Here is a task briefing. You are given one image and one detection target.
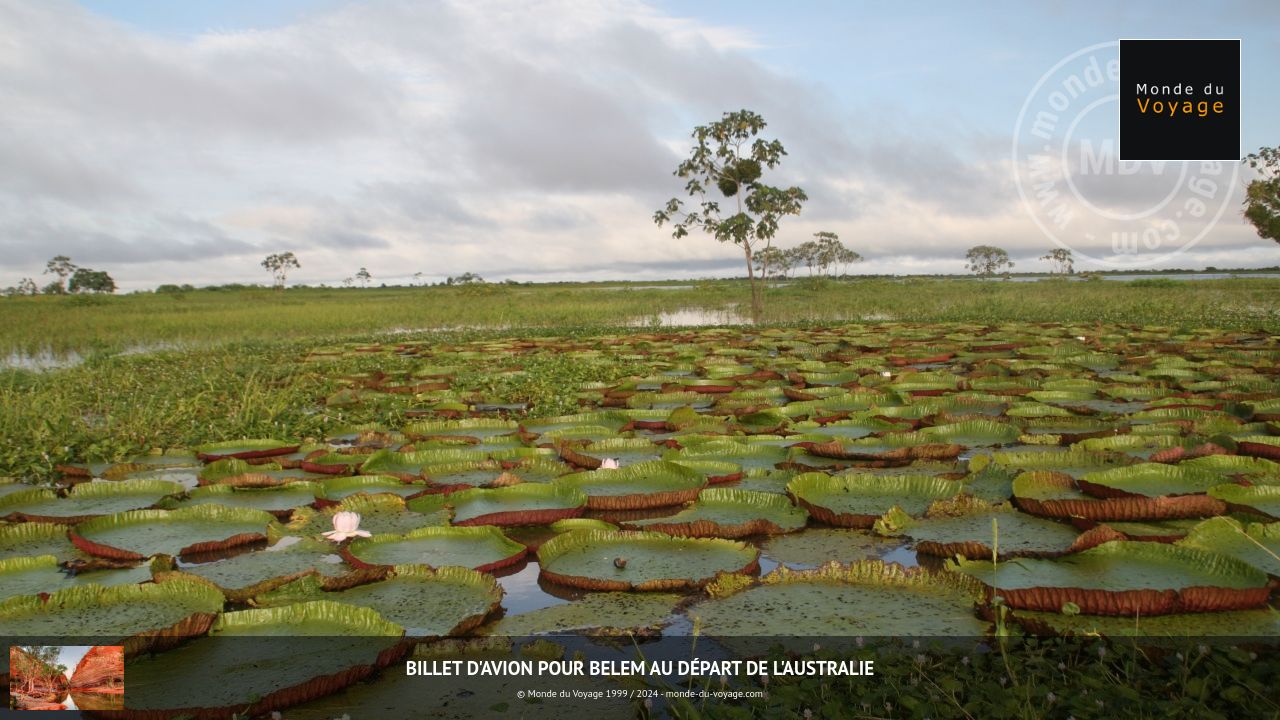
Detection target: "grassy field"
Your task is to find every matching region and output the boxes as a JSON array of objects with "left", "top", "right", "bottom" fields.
[
  {"left": 1, "top": 277, "right": 1278, "bottom": 358},
  {"left": 1, "top": 276, "right": 1278, "bottom": 479}
]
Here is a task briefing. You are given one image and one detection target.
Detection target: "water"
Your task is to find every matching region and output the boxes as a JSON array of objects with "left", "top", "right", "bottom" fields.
[
  {"left": 628, "top": 308, "right": 751, "bottom": 327},
  {"left": 1001, "top": 272, "right": 1280, "bottom": 282},
  {"left": 2, "top": 342, "right": 186, "bottom": 372}
]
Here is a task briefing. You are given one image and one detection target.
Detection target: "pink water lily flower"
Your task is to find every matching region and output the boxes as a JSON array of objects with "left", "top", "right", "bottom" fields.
[
  {"left": 600, "top": 458, "right": 620, "bottom": 469},
  {"left": 322, "top": 511, "right": 372, "bottom": 542}
]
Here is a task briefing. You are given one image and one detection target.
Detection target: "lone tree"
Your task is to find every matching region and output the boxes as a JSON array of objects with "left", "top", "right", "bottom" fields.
[
  {"left": 68, "top": 268, "right": 116, "bottom": 294},
  {"left": 43, "top": 255, "right": 77, "bottom": 294},
  {"left": 965, "top": 245, "right": 1014, "bottom": 277},
  {"left": 654, "top": 109, "right": 807, "bottom": 322},
  {"left": 261, "top": 252, "right": 300, "bottom": 290},
  {"left": 1040, "top": 247, "right": 1074, "bottom": 274},
  {"left": 1243, "top": 147, "right": 1280, "bottom": 243},
  {"left": 355, "top": 267, "right": 372, "bottom": 287}
]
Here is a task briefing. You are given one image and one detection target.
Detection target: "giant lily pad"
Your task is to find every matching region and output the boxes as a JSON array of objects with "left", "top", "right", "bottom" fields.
[
  {"left": 343, "top": 526, "right": 526, "bottom": 573},
  {"left": 1013, "top": 470, "right": 1226, "bottom": 521},
  {"left": 553, "top": 460, "right": 707, "bottom": 510},
  {"left": 620, "top": 488, "right": 808, "bottom": 538},
  {"left": 159, "top": 537, "right": 350, "bottom": 601},
  {"left": 0, "top": 479, "right": 184, "bottom": 523},
  {"left": 1209, "top": 483, "right": 1280, "bottom": 519},
  {"left": 0, "top": 522, "right": 76, "bottom": 562},
  {"left": 117, "top": 601, "right": 406, "bottom": 718},
  {"left": 0, "top": 555, "right": 151, "bottom": 602},
  {"left": 761, "top": 529, "right": 900, "bottom": 569},
  {"left": 194, "top": 439, "right": 301, "bottom": 462},
  {"left": 70, "top": 505, "right": 279, "bottom": 561},
  {"left": 289, "top": 494, "right": 450, "bottom": 538},
  {"left": 1078, "top": 463, "right": 1223, "bottom": 498},
  {"left": 254, "top": 565, "right": 501, "bottom": 637},
  {"left": 408, "top": 483, "right": 587, "bottom": 526},
  {"left": 917, "top": 420, "right": 1020, "bottom": 446},
  {"left": 0, "top": 576, "right": 224, "bottom": 648},
  {"left": 537, "top": 530, "right": 759, "bottom": 591},
  {"left": 321, "top": 474, "right": 429, "bottom": 500},
  {"left": 359, "top": 449, "right": 488, "bottom": 480},
  {"left": 949, "top": 540, "right": 1272, "bottom": 615},
  {"left": 169, "top": 481, "right": 324, "bottom": 518},
  {"left": 877, "top": 500, "right": 1089, "bottom": 559},
  {"left": 688, "top": 561, "right": 987, "bottom": 637},
  {"left": 786, "top": 472, "right": 962, "bottom": 528},
  {"left": 487, "top": 592, "right": 683, "bottom": 636},
  {"left": 1013, "top": 606, "right": 1280, "bottom": 638},
  {"left": 1177, "top": 516, "right": 1280, "bottom": 576}
]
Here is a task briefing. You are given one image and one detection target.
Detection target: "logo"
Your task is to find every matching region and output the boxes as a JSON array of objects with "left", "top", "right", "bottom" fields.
[{"left": 1012, "top": 41, "right": 1239, "bottom": 267}]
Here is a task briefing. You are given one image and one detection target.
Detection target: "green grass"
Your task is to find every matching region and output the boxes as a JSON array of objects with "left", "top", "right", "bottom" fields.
[{"left": 2, "top": 277, "right": 1278, "bottom": 358}]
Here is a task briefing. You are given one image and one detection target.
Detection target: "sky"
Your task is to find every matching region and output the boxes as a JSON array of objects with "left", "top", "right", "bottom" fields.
[
  {"left": 56, "top": 645, "right": 91, "bottom": 678},
  {"left": 1, "top": 0, "right": 1278, "bottom": 291}
]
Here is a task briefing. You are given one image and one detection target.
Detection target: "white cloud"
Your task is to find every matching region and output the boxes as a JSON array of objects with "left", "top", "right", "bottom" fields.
[{"left": 0, "top": 0, "right": 1271, "bottom": 292}]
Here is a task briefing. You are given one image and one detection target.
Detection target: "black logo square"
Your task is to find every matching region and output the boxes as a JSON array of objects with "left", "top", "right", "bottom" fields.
[{"left": 1119, "top": 39, "right": 1240, "bottom": 161}]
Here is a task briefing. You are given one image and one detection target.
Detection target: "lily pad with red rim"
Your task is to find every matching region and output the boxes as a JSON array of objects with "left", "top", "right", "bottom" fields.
[
  {"left": 949, "top": 540, "right": 1272, "bottom": 615},
  {"left": 552, "top": 460, "right": 707, "bottom": 510},
  {"left": 194, "top": 439, "right": 301, "bottom": 462},
  {"left": 253, "top": 564, "right": 501, "bottom": 637},
  {"left": 343, "top": 526, "right": 526, "bottom": 573},
  {"left": 619, "top": 488, "right": 808, "bottom": 538},
  {"left": 0, "top": 479, "right": 184, "bottom": 523},
  {"left": 786, "top": 472, "right": 962, "bottom": 528},
  {"left": 408, "top": 483, "right": 587, "bottom": 527},
  {"left": 536, "top": 529, "right": 759, "bottom": 591},
  {"left": 70, "top": 505, "right": 280, "bottom": 561}
]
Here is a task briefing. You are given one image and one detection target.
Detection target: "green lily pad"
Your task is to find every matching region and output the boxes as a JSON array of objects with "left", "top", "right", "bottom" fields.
[
  {"left": 762, "top": 529, "right": 900, "bottom": 569},
  {"left": 688, "top": 561, "right": 987, "bottom": 637},
  {"left": 322, "top": 475, "right": 429, "bottom": 500},
  {"left": 950, "top": 540, "right": 1271, "bottom": 615},
  {"left": 408, "top": 483, "right": 587, "bottom": 526},
  {"left": 0, "top": 480, "right": 184, "bottom": 522},
  {"left": 71, "top": 505, "right": 279, "bottom": 560},
  {"left": 255, "top": 565, "right": 501, "bottom": 637},
  {"left": 786, "top": 472, "right": 961, "bottom": 528},
  {"left": 537, "top": 529, "right": 758, "bottom": 591},
  {"left": 1079, "top": 463, "right": 1223, "bottom": 497},
  {"left": 1177, "top": 517, "right": 1280, "bottom": 576},
  {"left": 360, "top": 449, "right": 489, "bottom": 478},
  {"left": 170, "top": 481, "right": 324, "bottom": 514},
  {"left": 290, "top": 494, "right": 450, "bottom": 538},
  {"left": 0, "top": 575, "right": 224, "bottom": 640},
  {"left": 882, "top": 503, "right": 1083, "bottom": 559},
  {"left": 918, "top": 420, "right": 1020, "bottom": 446},
  {"left": 1014, "top": 605, "right": 1280, "bottom": 638},
  {"left": 487, "top": 592, "right": 683, "bottom": 636},
  {"left": 167, "top": 537, "right": 349, "bottom": 601},
  {"left": 0, "top": 555, "right": 152, "bottom": 602},
  {"left": 345, "top": 526, "right": 526, "bottom": 573},
  {"left": 118, "top": 601, "right": 404, "bottom": 715},
  {"left": 0, "top": 522, "right": 76, "bottom": 562},
  {"left": 620, "top": 488, "right": 808, "bottom": 537},
  {"left": 194, "top": 439, "right": 301, "bottom": 461},
  {"left": 1209, "top": 484, "right": 1280, "bottom": 519},
  {"left": 553, "top": 460, "right": 706, "bottom": 510}
]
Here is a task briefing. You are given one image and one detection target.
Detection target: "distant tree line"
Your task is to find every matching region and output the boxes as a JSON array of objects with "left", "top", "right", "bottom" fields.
[{"left": 2, "top": 255, "right": 116, "bottom": 297}]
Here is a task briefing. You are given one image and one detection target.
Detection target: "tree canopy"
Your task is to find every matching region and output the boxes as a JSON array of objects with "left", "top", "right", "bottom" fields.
[
  {"left": 654, "top": 109, "right": 807, "bottom": 321},
  {"left": 1243, "top": 147, "right": 1280, "bottom": 244},
  {"left": 965, "top": 245, "right": 1014, "bottom": 277}
]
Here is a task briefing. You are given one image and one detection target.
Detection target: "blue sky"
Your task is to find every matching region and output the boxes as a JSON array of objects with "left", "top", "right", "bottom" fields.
[{"left": 2, "top": 1, "right": 1277, "bottom": 290}]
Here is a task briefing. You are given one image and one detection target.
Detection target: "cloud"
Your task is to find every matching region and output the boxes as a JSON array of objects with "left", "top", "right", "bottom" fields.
[{"left": 0, "top": 0, "right": 1273, "bottom": 292}]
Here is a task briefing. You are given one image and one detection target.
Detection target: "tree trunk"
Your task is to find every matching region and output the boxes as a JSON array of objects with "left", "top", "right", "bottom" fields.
[{"left": 743, "top": 244, "right": 762, "bottom": 323}]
